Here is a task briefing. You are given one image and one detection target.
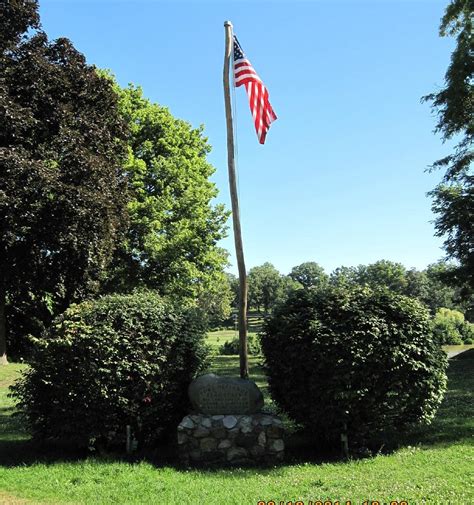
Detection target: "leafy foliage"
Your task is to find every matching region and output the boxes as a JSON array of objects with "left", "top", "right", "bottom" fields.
[
  {"left": 329, "top": 261, "right": 413, "bottom": 293},
  {"left": 103, "top": 82, "right": 229, "bottom": 301},
  {"left": 429, "top": 181, "right": 474, "bottom": 292},
  {"left": 419, "top": 262, "right": 466, "bottom": 314},
  {"left": 0, "top": 0, "right": 40, "bottom": 52},
  {"left": 329, "top": 260, "right": 471, "bottom": 317},
  {"left": 432, "top": 307, "right": 474, "bottom": 344},
  {"left": 0, "top": 2, "right": 128, "bottom": 360},
  {"left": 248, "top": 262, "right": 285, "bottom": 313},
  {"left": 218, "top": 333, "right": 261, "bottom": 356},
  {"left": 289, "top": 262, "right": 328, "bottom": 290},
  {"left": 261, "top": 287, "right": 448, "bottom": 448},
  {"left": 226, "top": 272, "right": 239, "bottom": 310},
  {"left": 423, "top": 0, "right": 474, "bottom": 291},
  {"left": 11, "top": 291, "right": 208, "bottom": 449},
  {"left": 196, "top": 270, "right": 233, "bottom": 328}
]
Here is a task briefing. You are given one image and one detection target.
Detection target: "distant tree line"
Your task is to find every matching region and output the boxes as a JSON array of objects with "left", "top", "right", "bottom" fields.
[{"left": 223, "top": 259, "right": 473, "bottom": 343}]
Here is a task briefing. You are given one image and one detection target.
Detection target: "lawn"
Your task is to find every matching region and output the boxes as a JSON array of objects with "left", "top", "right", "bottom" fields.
[
  {"left": 0, "top": 352, "right": 472, "bottom": 504},
  {"left": 206, "top": 311, "right": 263, "bottom": 351}
]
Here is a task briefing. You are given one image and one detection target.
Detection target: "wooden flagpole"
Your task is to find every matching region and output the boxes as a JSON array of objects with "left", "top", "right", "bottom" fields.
[{"left": 223, "top": 20, "right": 249, "bottom": 379}]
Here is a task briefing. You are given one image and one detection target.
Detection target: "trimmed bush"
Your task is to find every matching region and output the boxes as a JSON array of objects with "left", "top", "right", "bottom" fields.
[
  {"left": 11, "top": 291, "right": 208, "bottom": 450},
  {"left": 261, "top": 287, "right": 448, "bottom": 447}
]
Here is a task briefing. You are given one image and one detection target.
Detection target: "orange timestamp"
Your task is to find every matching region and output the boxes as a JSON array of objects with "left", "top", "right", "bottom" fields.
[{"left": 257, "top": 501, "right": 408, "bottom": 505}]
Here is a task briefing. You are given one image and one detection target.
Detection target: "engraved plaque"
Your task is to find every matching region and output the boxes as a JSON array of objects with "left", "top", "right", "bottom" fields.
[{"left": 188, "top": 374, "right": 264, "bottom": 415}]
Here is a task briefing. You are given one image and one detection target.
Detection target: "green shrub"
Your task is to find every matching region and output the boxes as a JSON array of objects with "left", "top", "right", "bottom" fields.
[
  {"left": 218, "top": 334, "right": 261, "bottom": 355},
  {"left": 431, "top": 307, "right": 466, "bottom": 344},
  {"left": 261, "top": 287, "right": 448, "bottom": 448},
  {"left": 11, "top": 291, "right": 208, "bottom": 450},
  {"left": 460, "top": 321, "right": 474, "bottom": 343}
]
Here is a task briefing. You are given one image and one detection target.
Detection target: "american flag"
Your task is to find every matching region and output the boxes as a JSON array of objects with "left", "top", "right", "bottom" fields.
[{"left": 233, "top": 35, "right": 277, "bottom": 145}]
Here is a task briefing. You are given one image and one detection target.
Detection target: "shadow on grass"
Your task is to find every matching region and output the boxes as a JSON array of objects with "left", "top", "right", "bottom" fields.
[
  {"left": 0, "top": 428, "right": 183, "bottom": 469},
  {"left": 0, "top": 351, "right": 472, "bottom": 470},
  {"left": 0, "top": 439, "right": 86, "bottom": 467}
]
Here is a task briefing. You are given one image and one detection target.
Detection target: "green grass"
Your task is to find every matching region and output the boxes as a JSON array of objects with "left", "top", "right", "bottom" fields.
[
  {"left": 206, "top": 310, "right": 264, "bottom": 351},
  {"left": 0, "top": 354, "right": 472, "bottom": 504},
  {"left": 0, "top": 363, "right": 29, "bottom": 444},
  {"left": 206, "top": 330, "right": 259, "bottom": 353}
]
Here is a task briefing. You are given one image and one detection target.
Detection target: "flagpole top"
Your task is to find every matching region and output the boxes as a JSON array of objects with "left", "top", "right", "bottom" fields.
[{"left": 224, "top": 21, "right": 233, "bottom": 28}]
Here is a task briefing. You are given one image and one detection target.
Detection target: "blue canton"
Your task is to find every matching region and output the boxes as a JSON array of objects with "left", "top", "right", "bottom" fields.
[{"left": 233, "top": 37, "right": 245, "bottom": 61}]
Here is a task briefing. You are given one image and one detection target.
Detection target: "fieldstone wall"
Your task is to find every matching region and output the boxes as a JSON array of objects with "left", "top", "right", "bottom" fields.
[{"left": 178, "top": 413, "right": 284, "bottom": 466}]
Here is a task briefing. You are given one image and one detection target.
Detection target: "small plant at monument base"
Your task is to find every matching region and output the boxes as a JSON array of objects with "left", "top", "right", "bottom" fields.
[
  {"left": 261, "top": 286, "right": 448, "bottom": 453},
  {"left": 10, "top": 291, "right": 209, "bottom": 451}
]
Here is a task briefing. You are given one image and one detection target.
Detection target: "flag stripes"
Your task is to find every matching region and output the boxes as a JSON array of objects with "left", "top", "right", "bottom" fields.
[{"left": 233, "top": 36, "right": 277, "bottom": 144}]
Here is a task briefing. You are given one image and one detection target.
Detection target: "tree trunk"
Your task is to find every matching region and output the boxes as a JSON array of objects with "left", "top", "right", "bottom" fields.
[{"left": 0, "top": 279, "right": 8, "bottom": 365}]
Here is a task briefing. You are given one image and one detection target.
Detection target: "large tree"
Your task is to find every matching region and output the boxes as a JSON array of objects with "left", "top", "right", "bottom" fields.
[
  {"left": 196, "top": 270, "right": 233, "bottom": 328},
  {"left": 424, "top": 0, "right": 473, "bottom": 292},
  {"left": 248, "top": 262, "right": 283, "bottom": 313},
  {"left": 289, "top": 261, "right": 328, "bottom": 290},
  {"left": 0, "top": 1, "right": 128, "bottom": 363},
  {"left": 329, "top": 261, "right": 408, "bottom": 293},
  {"left": 355, "top": 260, "right": 409, "bottom": 293},
  {"left": 103, "top": 82, "right": 229, "bottom": 301}
]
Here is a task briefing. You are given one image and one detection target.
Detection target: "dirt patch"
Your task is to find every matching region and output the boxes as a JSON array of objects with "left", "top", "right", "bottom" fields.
[
  {"left": 0, "top": 380, "right": 16, "bottom": 389},
  {"left": 0, "top": 491, "right": 30, "bottom": 504}
]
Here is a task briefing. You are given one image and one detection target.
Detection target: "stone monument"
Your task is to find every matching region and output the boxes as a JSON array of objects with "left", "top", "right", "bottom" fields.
[{"left": 178, "top": 373, "right": 284, "bottom": 466}]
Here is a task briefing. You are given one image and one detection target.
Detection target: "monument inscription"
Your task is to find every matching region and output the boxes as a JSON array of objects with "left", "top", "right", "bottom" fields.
[
  {"left": 189, "top": 374, "right": 264, "bottom": 415},
  {"left": 198, "top": 383, "right": 250, "bottom": 413}
]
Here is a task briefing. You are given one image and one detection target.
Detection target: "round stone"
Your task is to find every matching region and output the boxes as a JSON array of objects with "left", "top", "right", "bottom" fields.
[
  {"left": 223, "top": 415, "right": 238, "bottom": 429},
  {"left": 239, "top": 416, "right": 253, "bottom": 433},
  {"left": 201, "top": 418, "right": 212, "bottom": 428},
  {"left": 179, "top": 416, "right": 195, "bottom": 429}
]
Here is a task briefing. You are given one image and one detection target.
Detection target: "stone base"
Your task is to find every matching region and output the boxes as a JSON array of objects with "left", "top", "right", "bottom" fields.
[{"left": 177, "top": 413, "right": 284, "bottom": 466}]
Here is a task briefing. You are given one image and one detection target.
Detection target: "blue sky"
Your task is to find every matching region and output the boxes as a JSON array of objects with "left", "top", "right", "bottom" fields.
[{"left": 40, "top": 0, "right": 454, "bottom": 276}]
